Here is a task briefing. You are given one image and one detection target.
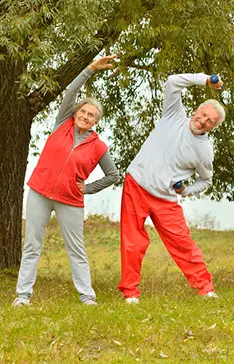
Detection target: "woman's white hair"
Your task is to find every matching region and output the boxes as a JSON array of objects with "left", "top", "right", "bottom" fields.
[
  {"left": 73, "top": 97, "right": 103, "bottom": 122},
  {"left": 199, "top": 99, "right": 226, "bottom": 125}
]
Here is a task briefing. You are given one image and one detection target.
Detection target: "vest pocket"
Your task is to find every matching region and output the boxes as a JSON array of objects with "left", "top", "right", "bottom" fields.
[
  {"left": 32, "top": 168, "right": 50, "bottom": 191},
  {"left": 69, "top": 178, "right": 82, "bottom": 198}
]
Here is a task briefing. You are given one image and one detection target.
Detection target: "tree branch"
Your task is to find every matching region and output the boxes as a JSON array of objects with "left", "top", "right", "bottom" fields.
[{"left": 27, "top": 27, "right": 120, "bottom": 116}]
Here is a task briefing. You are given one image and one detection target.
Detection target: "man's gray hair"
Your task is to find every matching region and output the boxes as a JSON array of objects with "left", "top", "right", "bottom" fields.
[
  {"left": 199, "top": 99, "right": 226, "bottom": 125},
  {"left": 73, "top": 97, "right": 103, "bottom": 122}
]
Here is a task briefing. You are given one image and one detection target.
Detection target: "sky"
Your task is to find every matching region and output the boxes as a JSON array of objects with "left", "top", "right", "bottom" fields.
[{"left": 24, "top": 124, "right": 234, "bottom": 231}]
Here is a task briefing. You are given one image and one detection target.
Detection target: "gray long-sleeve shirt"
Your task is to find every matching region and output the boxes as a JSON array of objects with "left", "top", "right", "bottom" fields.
[
  {"left": 128, "top": 73, "right": 213, "bottom": 201},
  {"left": 53, "top": 67, "right": 119, "bottom": 194}
]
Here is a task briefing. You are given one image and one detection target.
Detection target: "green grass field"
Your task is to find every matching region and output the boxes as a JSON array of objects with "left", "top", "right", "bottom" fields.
[{"left": 1, "top": 215, "right": 234, "bottom": 363}]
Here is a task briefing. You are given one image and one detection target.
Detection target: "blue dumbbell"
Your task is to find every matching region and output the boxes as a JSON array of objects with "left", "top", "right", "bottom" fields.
[
  {"left": 210, "top": 74, "right": 219, "bottom": 84},
  {"left": 173, "top": 180, "right": 183, "bottom": 189}
]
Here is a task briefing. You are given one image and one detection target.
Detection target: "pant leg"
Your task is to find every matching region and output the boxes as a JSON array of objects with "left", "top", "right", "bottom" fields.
[
  {"left": 54, "top": 202, "right": 96, "bottom": 302},
  {"left": 118, "top": 174, "right": 151, "bottom": 298},
  {"left": 149, "top": 198, "right": 214, "bottom": 295},
  {"left": 16, "top": 189, "right": 53, "bottom": 298}
]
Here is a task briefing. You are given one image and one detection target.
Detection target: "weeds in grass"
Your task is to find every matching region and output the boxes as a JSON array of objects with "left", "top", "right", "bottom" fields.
[{"left": 1, "top": 215, "right": 234, "bottom": 363}]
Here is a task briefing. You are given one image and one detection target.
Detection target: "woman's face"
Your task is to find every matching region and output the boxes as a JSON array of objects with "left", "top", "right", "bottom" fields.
[{"left": 73, "top": 104, "right": 98, "bottom": 133}]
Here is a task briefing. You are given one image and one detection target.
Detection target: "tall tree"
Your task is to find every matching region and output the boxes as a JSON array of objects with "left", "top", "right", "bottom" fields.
[{"left": 0, "top": 0, "right": 233, "bottom": 268}]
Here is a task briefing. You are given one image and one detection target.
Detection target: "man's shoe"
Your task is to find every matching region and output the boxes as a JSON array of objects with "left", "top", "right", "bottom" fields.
[
  {"left": 203, "top": 291, "right": 219, "bottom": 298},
  {"left": 125, "top": 297, "right": 139, "bottom": 304},
  {"left": 82, "top": 299, "right": 98, "bottom": 305},
  {"left": 12, "top": 297, "right": 30, "bottom": 307}
]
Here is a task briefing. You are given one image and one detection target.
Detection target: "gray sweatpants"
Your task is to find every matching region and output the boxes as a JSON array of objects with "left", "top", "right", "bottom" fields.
[{"left": 16, "top": 188, "right": 96, "bottom": 302}]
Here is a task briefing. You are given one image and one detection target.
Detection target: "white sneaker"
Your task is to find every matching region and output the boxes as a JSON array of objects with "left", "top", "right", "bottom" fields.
[
  {"left": 82, "top": 299, "right": 98, "bottom": 305},
  {"left": 204, "top": 291, "right": 219, "bottom": 298},
  {"left": 125, "top": 297, "right": 139, "bottom": 304},
  {"left": 12, "top": 297, "right": 30, "bottom": 307}
]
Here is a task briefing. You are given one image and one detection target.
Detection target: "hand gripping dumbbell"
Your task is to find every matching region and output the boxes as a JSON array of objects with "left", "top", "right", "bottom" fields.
[
  {"left": 210, "top": 74, "right": 223, "bottom": 88},
  {"left": 210, "top": 74, "right": 219, "bottom": 84},
  {"left": 173, "top": 180, "right": 183, "bottom": 189}
]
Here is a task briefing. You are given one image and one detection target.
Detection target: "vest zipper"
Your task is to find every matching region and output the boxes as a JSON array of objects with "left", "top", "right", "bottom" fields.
[
  {"left": 49, "top": 129, "right": 94, "bottom": 200},
  {"left": 50, "top": 147, "right": 74, "bottom": 200}
]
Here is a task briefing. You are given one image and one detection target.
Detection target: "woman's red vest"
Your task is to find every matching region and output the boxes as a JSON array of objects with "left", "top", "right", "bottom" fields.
[{"left": 28, "top": 117, "right": 108, "bottom": 207}]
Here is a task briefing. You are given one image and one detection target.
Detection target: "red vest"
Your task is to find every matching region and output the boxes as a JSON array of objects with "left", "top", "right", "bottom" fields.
[{"left": 28, "top": 117, "right": 108, "bottom": 207}]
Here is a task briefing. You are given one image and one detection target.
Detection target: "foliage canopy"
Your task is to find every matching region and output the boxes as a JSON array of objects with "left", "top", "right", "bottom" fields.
[{"left": 1, "top": 0, "right": 234, "bottom": 202}]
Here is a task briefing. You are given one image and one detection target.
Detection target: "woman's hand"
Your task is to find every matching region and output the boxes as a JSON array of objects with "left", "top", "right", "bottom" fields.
[
  {"left": 76, "top": 179, "right": 85, "bottom": 194},
  {"left": 88, "top": 54, "right": 117, "bottom": 72}
]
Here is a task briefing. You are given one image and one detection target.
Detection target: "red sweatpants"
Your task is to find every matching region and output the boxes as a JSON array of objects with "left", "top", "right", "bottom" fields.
[{"left": 118, "top": 174, "right": 214, "bottom": 298}]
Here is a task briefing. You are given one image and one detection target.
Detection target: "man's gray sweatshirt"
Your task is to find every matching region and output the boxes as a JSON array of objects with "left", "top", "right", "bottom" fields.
[{"left": 127, "top": 73, "right": 213, "bottom": 202}]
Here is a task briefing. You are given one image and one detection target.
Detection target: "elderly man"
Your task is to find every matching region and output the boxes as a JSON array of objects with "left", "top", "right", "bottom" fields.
[{"left": 118, "top": 73, "right": 225, "bottom": 304}]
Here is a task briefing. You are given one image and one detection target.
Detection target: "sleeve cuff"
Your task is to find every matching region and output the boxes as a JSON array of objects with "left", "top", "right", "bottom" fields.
[
  {"left": 181, "top": 186, "right": 191, "bottom": 197},
  {"left": 84, "top": 67, "right": 93, "bottom": 76},
  {"left": 83, "top": 184, "right": 92, "bottom": 194}
]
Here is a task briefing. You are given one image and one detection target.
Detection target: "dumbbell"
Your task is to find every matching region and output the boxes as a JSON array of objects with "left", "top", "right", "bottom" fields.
[
  {"left": 210, "top": 74, "right": 219, "bottom": 84},
  {"left": 173, "top": 181, "right": 183, "bottom": 189}
]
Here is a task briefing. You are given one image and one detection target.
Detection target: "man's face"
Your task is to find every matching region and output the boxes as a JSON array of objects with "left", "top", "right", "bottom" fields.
[
  {"left": 190, "top": 104, "right": 220, "bottom": 135},
  {"left": 74, "top": 104, "right": 98, "bottom": 133}
]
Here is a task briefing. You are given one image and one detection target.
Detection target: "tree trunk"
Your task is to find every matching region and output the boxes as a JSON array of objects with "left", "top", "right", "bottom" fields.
[{"left": 0, "top": 59, "right": 32, "bottom": 268}]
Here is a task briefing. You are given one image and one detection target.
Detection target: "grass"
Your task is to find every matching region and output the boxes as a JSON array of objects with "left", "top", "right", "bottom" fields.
[{"left": 0, "top": 215, "right": 234, "bottom": 363}]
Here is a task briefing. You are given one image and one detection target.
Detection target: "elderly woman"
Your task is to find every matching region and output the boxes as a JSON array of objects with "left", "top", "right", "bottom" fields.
[{"left": 13, "top": 55, "right": 119, "bottom": 306}]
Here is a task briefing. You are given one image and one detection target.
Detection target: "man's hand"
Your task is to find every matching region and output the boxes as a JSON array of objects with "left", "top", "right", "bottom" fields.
[
  {"left": 76, "top": 179, "right": 85, "bottom": 194},
  {"left": 173, "top": 181, "right": 185, "bottom": 194},
  {"left": 174, "top": 185, "right": 185, "bottom": 194},
  {"left": 207, "top": 75, "right": 223, "bottom": 90},
  {"left": 88, "top": 54, "right": 117, "bottom": 72}
]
